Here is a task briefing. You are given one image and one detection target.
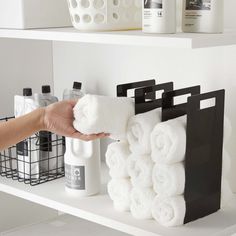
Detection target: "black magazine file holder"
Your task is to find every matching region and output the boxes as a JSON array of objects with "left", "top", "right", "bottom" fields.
[
  {"left": 162, "top": 86, "right": 225, "bottom": 224},
  {"left": 134, "top": 82, "right": 174, "bottom": 115}
]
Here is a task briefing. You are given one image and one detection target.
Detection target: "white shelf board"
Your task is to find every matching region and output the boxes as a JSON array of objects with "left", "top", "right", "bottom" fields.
[
  {"left": 1, "top": 167, "right": 236, "bottom": 236},
  {"left": 0, "top": 27, "right": 236, "bottom": 49}
]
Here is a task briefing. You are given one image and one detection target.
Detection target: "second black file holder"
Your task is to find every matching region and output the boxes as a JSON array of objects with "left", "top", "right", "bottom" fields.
[
  {"left": 162, "top": 86, "right": 225, "bottom": 223},
  {"left": 117, "top": 80, "right": 225, "bottom": 224}
]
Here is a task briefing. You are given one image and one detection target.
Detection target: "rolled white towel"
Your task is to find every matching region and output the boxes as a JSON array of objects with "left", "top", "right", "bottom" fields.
[
  {"left": 221, "top": 178, "right": 234, "bottom": 208},
  {"left": 152, "top": 163, "right": 185, "bottom": 196},
  {"left": 105, "top": 141, "right": 130, "bottom": 178},
  {"left": 224, "top": 116, "right": 232, "bottom": 144},
  {"left": 127, "top": 108, "right": 162, "bottom": 155},
  {"left": 127, "top": 154, "right": 154, "bottom": 188},
  {"left": 151, "top": 116, "right": 186, "bottom": 164},
  {"left": 130, "top": 187, "right": 156, "bottom": 219},
  {"left": 222, "top": 149, "right": 231, "bottom": 177},
  {"left": 73, "top": 94, "right": 135, "bottom": 140},
  {"left": 107, "top": 178, "right": 132, "bottom": 212},
  {"left": 152, "top": 195, "right": 186, "bottom": 227}
]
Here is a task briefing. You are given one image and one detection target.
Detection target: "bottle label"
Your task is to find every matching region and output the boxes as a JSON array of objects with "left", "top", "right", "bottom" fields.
[
  {"left": 39, "top": 131, "right": 52, "bottom": 152},
  {"left": 143, "top": 0, "right": 164, "bottom": 30},
  {"left": 144, "top": 0, "right": 163, "bottom": 9},
  {"left": 65, "top": 164, "right": 85, "bottom": 190},
  {"left": 186, "top": 0, "right": 211, "bottom": 11},
  {"left": 16, "top": 140, "right": 28, "bottom": 156}
]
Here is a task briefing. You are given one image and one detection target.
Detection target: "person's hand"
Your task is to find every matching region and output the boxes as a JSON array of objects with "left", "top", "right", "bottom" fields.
[{"left": 41, "top": 100, "right": 108, "bottom": 141}]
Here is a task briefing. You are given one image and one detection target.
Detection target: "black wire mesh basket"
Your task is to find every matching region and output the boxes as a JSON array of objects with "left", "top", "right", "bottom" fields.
[{"left": 0, "top": 117, "right": 65, "bottom": 186}]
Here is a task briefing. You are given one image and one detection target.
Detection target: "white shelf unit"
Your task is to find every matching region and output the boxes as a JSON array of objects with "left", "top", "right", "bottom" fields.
[
  {"left": 1, "top": 26, "right": 236, "bottom": 236},
  {"left": 0, "top": 28, "right": 236, "bottom": 49}
]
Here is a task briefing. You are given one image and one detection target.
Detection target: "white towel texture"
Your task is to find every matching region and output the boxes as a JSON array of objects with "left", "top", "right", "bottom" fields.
[
  {"left": 127, "top": 108, "right": 162, "bottom": 154},
  {"left": 73, "top": 94, "right": 135, "bottom": 140},
  {"left": 222, "top": 149, "right": 231, "bottom": 177},
  {"left": 105, "top": 141, "right": 130, "bottom": 178},
  {"left": 224, "top": 116, "right": 232, "bottom": 144},
  {"left": 151, "top": 116, "right": 186, "bottom": 165},
  {"left": 152, "top": 195, "right": 186, "bottom": 227},
  {"left": 127, "top": 154, "right": 154, "bottom": 188},
  {"left": 152, "top": 163, "right": 185, "bottom": 196},
  {"left": 107, "top": 178, "right": 132, "bottom": 212},
  {"left": 221, "top": 178, "right": 234, "bottom": 208},
  {"left": 130, "top": 187, "right": 156, "bottom": 220}
]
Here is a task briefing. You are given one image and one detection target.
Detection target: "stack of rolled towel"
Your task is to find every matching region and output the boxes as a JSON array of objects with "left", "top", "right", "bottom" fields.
[
  {"left": 73, "top": 95, "right": 233, "bottom": 227},
  {"left": 106, "top": 108, "right": 161, "bottom": 220},
  {"left": 151, "top": 116, "right": 187, "bottom": 227}
]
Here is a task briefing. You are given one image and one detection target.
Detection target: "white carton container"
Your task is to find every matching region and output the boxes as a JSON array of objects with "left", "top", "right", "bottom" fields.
[
  {"left": 67, "top": 0, "right": 142, "bottom": 31},
  {"left": 0, "top": 0, "right": 72, "bottom": 29}
]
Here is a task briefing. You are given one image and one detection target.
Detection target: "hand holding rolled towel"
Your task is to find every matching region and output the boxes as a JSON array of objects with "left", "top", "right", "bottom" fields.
[
  {"left": 151, "top": 116, "right": 186, "bottom": 164},
  {"left": 107, "top": 178, "right": 132, "bottom": 212},
  {"left": 127, "top": 108, "right": 162, "bottom": 154},
  {"left": 152, "top": 195, "right": 186, "bottom": 227},
  {"left": 152, "top": 163, "right": 185, "bottom": 196},
  {"left": 73, "top": 94, "right": 135, "bottom": 140},
  {"left": 127, "top": 154, "right": 154, "bottom": 188},
  {"left": 130, "top": 187, "right": 156, "bottom": 219},
  {"left": 105, "top": 141, "right": 130, "bottom": 178}
]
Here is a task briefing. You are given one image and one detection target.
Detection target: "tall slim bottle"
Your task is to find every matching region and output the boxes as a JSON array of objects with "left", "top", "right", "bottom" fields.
[{"left": 15, "top": 88, "right": 39, "bottom": 179}]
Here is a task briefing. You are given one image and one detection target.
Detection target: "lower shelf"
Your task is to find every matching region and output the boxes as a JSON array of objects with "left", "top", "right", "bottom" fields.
[
  {"left": 2, "top": 214, "right": 129, "bottom": 236},
  {"left": 0, "top": 165, "right": 236, "bottom": 236}
]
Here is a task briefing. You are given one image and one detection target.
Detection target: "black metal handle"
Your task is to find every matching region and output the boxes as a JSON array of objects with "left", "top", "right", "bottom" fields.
[
  {"left": 135, "top": 82, "right": 174, "bottom": 114},
  {"left": 162, "top": 85, "right": 201, "bottom": 121},
  {"left": 117, "top": 79, "right": 156, "bottom": 97}
]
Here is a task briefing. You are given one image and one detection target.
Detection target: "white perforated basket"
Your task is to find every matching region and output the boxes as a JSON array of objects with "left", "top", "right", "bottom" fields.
[{"left": 67, "top": 0, "right": 142, "bottom": 31}]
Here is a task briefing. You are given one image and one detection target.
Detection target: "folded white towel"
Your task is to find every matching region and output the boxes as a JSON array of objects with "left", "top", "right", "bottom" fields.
[
  {"left": 105, "top": 141, "right": 130, "bottom": 178},
  {"left": 73, "top": 94, "right": 135, "bottom": 140},
  {"left": 152, "top": 163, "right": 185, "bottom": 196},
  {"left": 127, "top": 154, "right": 154, "bottom": 188},
  {"left": 151, "top": 116, "right": 186, "bottom": 164},
  {"left": 222, "top": 149, "right": 231, "bottom": 177},
  {"left": 127, "top": 108, "right": 162, "bottom": 155},
  {"left": 221, "top": 178, "right": 234, "bottom": 208},
  {"left": 152, "top": 195, "right": 186, "bottom": 227},
  {"left": 130, "top": 187, "right": 156, "bottom": 219},
  {"left": 107, "top": 178, "right": 132, "bottom": 212}
]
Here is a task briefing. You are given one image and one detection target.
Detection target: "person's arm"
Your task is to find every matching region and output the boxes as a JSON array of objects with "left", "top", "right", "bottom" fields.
[{"left": 0, "top": 100, "right": 107, "bottom": 151}]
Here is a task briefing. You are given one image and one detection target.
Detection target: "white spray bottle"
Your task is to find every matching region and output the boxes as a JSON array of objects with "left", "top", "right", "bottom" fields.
[{"left": 63, "top": 82, "right": 101, "bottom": 197}]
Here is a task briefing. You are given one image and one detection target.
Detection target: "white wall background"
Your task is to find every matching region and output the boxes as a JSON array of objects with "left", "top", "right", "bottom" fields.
[{"left": 0, "top": 38, "right": 54, "bottom": 117}]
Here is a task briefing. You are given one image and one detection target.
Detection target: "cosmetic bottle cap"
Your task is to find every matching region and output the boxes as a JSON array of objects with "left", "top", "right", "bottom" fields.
[
  {"left": 42, "top": 85, "right": 51, "bottom": 94},
  {"left": 23, "top": 88, "right": 32, "bottom": 96},
  {"left": 73, "top": 82, "right": 82, "bottom": 90}
]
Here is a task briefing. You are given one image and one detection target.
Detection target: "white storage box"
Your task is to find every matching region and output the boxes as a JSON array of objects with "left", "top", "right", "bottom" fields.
[
  {"left": 67, "top": 0, "right": 142, "bottom": 31},
  {"left": 2, "top": 214, "right": 130, "bottom": 236},
  {"left": 0, "top": 0, "right": 72, "bottom": 29}
]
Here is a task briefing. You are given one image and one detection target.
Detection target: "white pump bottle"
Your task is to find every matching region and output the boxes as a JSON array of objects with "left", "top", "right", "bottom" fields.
[{"left": 63, "top": 82, "right": 101, "bottom": 197}]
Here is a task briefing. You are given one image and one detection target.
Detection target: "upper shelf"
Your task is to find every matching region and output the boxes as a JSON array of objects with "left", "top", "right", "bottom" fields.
[{"left": 0, "top": 27, "right": 236, "bottom": 49}]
